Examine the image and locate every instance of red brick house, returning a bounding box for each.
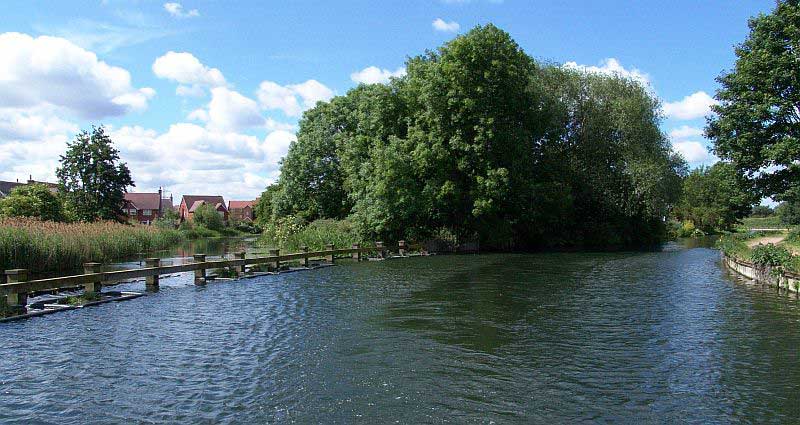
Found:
[123,189,173,225]
[228,200,256,222]
[179,195,228,222]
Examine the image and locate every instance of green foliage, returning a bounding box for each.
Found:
[192,203,224,231]
[0,183,65,222]
[675,220,706,238]
[0,218,183,273]
[707,1,800,201]
[154,208,180,230]
[750,244,793,276]
[750,205,774,218]
[715,233,752,259]
[674,162,757,232]
[265,25,684,249]
[777,199,800,225]
[56,126,134,222]
[261,217,361,252]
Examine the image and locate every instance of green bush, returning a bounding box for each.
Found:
[0,184,65,222]
[192,203,224,231]
[260,217,362,251]
[750,244,792,277]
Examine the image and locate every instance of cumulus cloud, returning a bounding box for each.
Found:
[669,125,705,140]
[256,79,334,117]
[663,91,717,120]
[350,66,406,84]
[672,140,716,165]
[108,124,295,199]
[563,58,650,87]
[432,18,460,32]
[164,2,199,18]
[0,32,154,118]
[152,51,226,96]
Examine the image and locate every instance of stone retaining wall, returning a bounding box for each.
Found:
[722,254,800,293]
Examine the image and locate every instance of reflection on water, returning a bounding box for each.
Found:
[2,244,800,423]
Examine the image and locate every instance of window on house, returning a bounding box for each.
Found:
[143,209,152,216]
[128,209,137,215]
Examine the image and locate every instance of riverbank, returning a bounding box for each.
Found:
[0,218,184,276]
[717,229,800,291]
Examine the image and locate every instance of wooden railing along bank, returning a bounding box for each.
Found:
[0,241,422,312]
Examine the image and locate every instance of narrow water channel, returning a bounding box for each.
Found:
[1,241,799,423]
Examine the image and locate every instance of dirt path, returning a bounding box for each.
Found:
[746,234,787,247]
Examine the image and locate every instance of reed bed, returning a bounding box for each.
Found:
[0,218,183,274]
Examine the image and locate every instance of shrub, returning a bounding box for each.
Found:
[260,217,362,251]
[193,203,224,231]
[0,184,65,222]
[750,244,792,277]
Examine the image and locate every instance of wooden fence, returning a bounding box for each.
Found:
[1,241,418,309]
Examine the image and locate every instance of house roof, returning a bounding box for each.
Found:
[124,192,161,210]
[161,197,174,211]
[183,195,227,212]
[0,181,24,198]
[228,200,255,209]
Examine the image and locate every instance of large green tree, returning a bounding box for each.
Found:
[266,25,685,249]
[675,162,758,232]
[707,0,800,202]
[56,126,134,222]
[0,183,65,222]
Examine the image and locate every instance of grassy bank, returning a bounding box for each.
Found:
[717,229,800,274]
[0,218,184,274]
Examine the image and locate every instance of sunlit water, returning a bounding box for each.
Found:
[2,242,800,423]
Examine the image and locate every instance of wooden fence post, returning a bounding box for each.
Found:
[234,252,246,275]
[145,258,160,290]
[5,269,28,310]
[83,262,103,293]
[352,244,361,261]
[193,254,207,284]
[301,246,310,267]
[376,241,386,259]
[268,249,280,271]
[325,244,335,263]
[398,240,407,257]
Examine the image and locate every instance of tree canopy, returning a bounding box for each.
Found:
[707,0,800,202]
[260,25,685,249]
[56,126,134,222]
[674,162,758,232]
[0,184,65,222]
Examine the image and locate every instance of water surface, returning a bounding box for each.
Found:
[2,243,800,423]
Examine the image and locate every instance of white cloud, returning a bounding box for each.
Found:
[0,32,154,118]
[107,124,294,199]
[203,87,264,131]
[164,2,199,18]
[672,140,717,165]
[663,91,717,120]
[669,125,704,140]
[350,66,407,84]
[256,79,334,117]
[563,58,650,86]
[433,18,460,32]
[152,51,226,96]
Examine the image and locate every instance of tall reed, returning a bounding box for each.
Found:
[0,218,183,274]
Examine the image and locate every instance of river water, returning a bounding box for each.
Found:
[1,241,800,423]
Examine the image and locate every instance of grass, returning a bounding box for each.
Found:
[717,228,800,274]
[739,216,786,230]
[0,217,184,274]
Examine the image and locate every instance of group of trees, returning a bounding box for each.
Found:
[257,25,685,249]
[0,126,134,223]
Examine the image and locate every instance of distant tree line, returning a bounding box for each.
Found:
[257,25,686,249]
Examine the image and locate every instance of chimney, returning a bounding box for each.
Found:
[158,187,163,215]
[27,174,33,184]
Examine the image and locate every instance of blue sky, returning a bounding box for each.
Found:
[0,0,773,200]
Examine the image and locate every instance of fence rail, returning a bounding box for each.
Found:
[1,240,419,309]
